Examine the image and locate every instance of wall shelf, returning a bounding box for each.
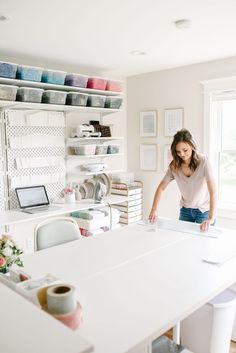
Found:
[66,137,124,147]
[67,169,124,177]
[0,77,122,96]
[0,100,122,115]
[67,153,123,159]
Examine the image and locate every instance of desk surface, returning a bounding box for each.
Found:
[23,223,192,282]
[2,220,236,353]
[21,221,236,353]
[0,195,128,227]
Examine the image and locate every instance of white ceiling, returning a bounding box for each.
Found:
[1,0,236,77]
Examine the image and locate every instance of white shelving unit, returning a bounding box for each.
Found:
[0,73,125,210]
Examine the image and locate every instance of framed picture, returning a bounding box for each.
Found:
[164,108,184,136]
[140,110,157,137]
[140,144,157,171]
[163,145,173,171]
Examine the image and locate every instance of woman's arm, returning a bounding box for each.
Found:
[200,179,216,232]
[148,180,169,222]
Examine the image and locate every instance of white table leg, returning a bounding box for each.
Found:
[173,321,180,344]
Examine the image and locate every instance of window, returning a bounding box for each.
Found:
[202,77,236,212]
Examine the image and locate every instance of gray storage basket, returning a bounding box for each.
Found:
[152,336,193,353]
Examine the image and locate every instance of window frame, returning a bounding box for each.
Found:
[202,76,236,218]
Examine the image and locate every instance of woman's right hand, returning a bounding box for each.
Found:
[148,209,158,223]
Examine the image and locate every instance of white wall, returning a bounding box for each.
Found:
[127,56,236,228]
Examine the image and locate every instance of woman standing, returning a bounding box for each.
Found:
[149,129,216,232]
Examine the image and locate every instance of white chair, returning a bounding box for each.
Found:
[34,217,81,251]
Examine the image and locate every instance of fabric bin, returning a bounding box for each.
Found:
[105,96,123,109]
[65,74,88,88]
[66,92,88,106]
[0,62,17,78]
[42,90,67,105]
[16,65,43,82]
[87,94,106,108]
[16,87,43,103]
[95,145,108,155]
[74,145,96,155]
[41,69,66,85]
[0,85,18,101]
[106,80,122,92]
[152,336,193,353]
[107,145,120,154]
[87,77,107,90]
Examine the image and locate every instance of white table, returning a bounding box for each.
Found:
[21,221,236,353]
[22,223,192,282]
[4,221,236,353]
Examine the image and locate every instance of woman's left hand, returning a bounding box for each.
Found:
[200,219,213,232]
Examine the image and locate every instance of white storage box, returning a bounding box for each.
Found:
[16,87,43,103]
[87,94,106,108]
[66,92,88,106]
[0,84,18,100]
[81,163,108,172]
[74,144,96,155]
[42,69,66,85]
[95,145,108,155]
[16,65,43,82]
[107,144,120,154]
[42,90,67,105]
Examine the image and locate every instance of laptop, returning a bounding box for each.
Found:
[15,185,59,214]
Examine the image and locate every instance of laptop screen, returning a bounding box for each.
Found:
[15,185,50,209]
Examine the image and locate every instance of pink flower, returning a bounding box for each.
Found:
[63,187,74,195]
[0,256,6,268]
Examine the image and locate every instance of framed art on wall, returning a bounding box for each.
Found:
[164,108,183,136]
[140,110,157,137]
[140,144,157,171]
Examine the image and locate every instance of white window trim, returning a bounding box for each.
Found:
[201,76,236,219]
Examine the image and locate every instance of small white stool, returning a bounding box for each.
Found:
[180,289,236,353]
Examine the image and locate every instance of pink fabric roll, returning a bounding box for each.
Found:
[50,302,83,330]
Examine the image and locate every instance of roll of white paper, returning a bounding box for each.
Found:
[47,284,77,315]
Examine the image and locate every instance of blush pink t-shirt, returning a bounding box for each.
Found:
[162,154,214,212]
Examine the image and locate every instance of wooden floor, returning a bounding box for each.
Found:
[231,340,236,353]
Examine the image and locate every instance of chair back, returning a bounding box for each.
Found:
[35,217,81,251]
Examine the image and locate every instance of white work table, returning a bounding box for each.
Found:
[2,220,236,353]
[22,223,192,282]
[0,195,128,227]
[21,221,236,353]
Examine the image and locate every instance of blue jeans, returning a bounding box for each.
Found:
[179,207,210,224]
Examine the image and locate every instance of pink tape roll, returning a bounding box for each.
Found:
[51,302,83,330]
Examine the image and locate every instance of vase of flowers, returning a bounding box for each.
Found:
[63,187,76,203]
[0,235,23,274]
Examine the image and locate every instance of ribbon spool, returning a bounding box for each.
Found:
[47,284,77,315]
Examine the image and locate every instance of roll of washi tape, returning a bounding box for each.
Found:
[47,284,77,315]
